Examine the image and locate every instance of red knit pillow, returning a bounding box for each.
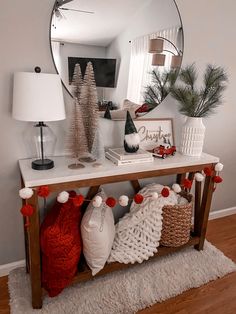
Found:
[40,191,82,297]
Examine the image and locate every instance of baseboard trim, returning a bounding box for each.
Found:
[1,207,236,277]
[209,206,236,220]
[0,260,25,277]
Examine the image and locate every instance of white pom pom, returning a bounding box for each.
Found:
[195,173,205,182]
[215,162,224,172]
[57,191,69,203]
[19,187,33,199]
[172,183,181,193]
[119,195,129,207]
[150,192,159,200]
[92,195,103,208]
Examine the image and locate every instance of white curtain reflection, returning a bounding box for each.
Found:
[127,26,180,104]
[51,41,62,75]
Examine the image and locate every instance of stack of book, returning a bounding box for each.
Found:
[105,148,154,166]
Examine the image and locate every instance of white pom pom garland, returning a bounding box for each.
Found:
[119,195,129,207]
[92,195,103,208]
[215,162,224,172]
[172,183,181,193]
[150,192,159,200]
[195,173,205,182]
[19,187,34,199]
[57,191,69,203]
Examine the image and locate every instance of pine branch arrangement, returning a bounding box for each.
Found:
[144,69,179,107]
[171,64,228,117]
[79,62,99,153]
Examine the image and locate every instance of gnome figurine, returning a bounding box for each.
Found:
[124,111,140,153]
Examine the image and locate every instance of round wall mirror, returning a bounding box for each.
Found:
[50,0,184,119]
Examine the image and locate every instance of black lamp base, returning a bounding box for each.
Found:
[32,159,54,170]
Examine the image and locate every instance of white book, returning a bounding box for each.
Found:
[108,147,152,161]
[105,152,154,166]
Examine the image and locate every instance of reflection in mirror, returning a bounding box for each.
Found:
[50,0,183,119]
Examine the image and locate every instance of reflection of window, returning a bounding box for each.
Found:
[127,27,181,104]
[51,41,62,74]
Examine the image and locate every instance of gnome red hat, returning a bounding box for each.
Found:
[124,111,140,153]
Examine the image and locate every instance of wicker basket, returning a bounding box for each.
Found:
[160,192,193,247]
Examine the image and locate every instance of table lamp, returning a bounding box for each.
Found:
[12,67,66,170]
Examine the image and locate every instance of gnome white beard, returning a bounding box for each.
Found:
[124,133,140,148]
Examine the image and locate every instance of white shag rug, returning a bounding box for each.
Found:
[8,241,236,314]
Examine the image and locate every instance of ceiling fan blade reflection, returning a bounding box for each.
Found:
[56,0,73,8]
[60,8,95,14]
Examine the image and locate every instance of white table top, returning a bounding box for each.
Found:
[18,153,219,188]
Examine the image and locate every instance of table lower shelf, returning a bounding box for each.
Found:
[71,236,200,285]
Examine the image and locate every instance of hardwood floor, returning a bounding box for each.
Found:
[1,214,236,314]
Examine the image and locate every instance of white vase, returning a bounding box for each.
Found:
[180,117,205,157]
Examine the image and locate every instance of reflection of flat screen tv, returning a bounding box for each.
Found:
[68,57,116,88]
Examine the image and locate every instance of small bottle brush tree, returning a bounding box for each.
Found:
[79,62,99,161]
[144,69,179,108]
[170,64,228,117]
[91,128,105,167]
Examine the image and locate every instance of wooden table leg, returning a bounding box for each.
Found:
[194,180,202,236]
[21,176,30,273]
[130,180,141,193]
[27,192,42,309]
[176,173,186,185]
[195,168,215,251]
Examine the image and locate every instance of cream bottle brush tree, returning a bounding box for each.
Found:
[66,63,89,168]
[79,62,99,161]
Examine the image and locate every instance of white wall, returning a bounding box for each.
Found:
[0,0,236,265]
[105,0,181,106]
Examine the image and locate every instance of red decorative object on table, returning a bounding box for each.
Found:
[153,144,176,159]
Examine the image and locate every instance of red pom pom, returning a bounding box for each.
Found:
[213,176,223,183]
[161,188,170,198]
[183,178,192,189]
[134,194,144,204]
[73,194,84,207]
[106,197,117,208]
[37,186,50,198]
[20,204,35,217]
[204,167,213,177]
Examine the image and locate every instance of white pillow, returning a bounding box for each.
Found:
[81,190,115,275]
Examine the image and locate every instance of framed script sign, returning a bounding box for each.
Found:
[134,118,175,150]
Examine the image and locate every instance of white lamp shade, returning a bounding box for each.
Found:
[12,72,66,122]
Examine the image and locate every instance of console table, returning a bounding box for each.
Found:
[19,152,219,309]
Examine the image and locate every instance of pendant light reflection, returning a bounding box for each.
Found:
[149,37,182,68]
